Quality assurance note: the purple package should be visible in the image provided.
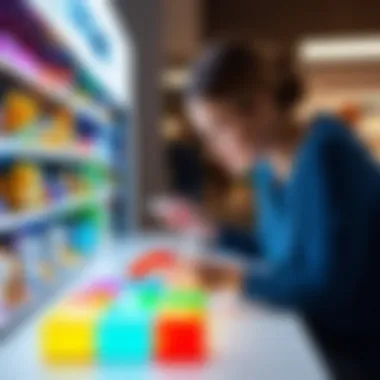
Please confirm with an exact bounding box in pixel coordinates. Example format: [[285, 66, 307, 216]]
[[0, 33, 13, 57], [0, 32, 42, 74]]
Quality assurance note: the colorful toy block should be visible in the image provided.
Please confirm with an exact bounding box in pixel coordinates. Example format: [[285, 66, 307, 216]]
[[161, 288, 207, 313], [98, 307, 155, 364], [123, 278, 164, 311], [86, 278, 122, 296], [40, 304, 104, 364], [129, 249, 177, 280], [156, 312, 208, 364], [64, 291, 113, 309], [120, 289, 161, 313], [39, 261, 215, 367], [60, 279, 121, 310]]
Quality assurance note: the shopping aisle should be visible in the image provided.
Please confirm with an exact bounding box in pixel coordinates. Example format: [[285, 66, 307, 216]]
[[0, 1, 130, 343]]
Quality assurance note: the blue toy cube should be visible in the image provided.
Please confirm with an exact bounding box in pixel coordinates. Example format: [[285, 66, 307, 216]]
[[98, 307, 155, 364]]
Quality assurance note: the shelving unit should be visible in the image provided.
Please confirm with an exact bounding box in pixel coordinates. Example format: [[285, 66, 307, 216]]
[[0, 1, 126, 342], [0, 188, 112, 234], [0, 139, 109, 165], [0, 54, 109, 126]]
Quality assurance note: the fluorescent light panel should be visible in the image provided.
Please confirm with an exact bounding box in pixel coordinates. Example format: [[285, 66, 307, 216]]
[[299, 36, 380, 63]]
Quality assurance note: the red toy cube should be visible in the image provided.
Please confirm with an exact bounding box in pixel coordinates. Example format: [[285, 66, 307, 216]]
[[156, 313, 208, 364]]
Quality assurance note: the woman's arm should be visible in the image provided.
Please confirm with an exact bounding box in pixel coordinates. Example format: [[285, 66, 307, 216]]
[[216, 224, 260, 258], [243, 121, 366, 315]]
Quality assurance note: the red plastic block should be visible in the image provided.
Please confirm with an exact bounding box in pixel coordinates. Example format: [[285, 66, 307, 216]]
[[156, 313, 208, 364], [129, 249, 177, 279]]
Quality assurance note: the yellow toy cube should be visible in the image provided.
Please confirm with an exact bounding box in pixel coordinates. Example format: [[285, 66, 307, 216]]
[[40, 304, 103, 365]]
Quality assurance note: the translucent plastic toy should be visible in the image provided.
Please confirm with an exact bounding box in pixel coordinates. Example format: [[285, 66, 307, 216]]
[[156, 311, 208, 364], [40, 303, 105, 364], [98, 306, 155, 364], [40, 265, 212, 366]]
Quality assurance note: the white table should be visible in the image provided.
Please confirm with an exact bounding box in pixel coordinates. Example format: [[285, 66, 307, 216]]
[[0, 237, 331, 380]]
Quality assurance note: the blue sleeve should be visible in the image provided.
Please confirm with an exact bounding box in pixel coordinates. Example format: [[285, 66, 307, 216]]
[[252, 161, 288, 263], [217, 225, 260, 258], [243, 121, 365, 314]]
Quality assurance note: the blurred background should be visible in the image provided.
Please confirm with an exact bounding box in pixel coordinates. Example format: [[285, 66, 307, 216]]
[[157, 0, 380, 231], [0, 1, 380, 377]]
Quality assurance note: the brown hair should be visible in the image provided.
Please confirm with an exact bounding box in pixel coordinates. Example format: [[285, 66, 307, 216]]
[[187, 41, 303, 111]]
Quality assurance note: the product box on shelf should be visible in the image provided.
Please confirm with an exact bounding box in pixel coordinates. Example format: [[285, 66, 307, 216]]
[[0, 233, 28, 312]]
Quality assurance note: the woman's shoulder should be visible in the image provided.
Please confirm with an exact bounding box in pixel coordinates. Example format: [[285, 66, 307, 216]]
[[293, 113, 362, 175], [306, 112, 353, 153], [309, 112, 349, 139]]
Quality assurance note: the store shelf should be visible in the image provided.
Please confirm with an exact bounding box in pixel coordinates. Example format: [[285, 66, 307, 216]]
[[0, 1, 121, 345], [0, 189, 112, 233], [0, 139, 108, 166], [0, 58, 109, 128], [0, 261, 90, 343]]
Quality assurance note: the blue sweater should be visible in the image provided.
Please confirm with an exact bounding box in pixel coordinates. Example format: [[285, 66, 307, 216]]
[[245, 115, 380, 334], [253, 160, 288, 263]]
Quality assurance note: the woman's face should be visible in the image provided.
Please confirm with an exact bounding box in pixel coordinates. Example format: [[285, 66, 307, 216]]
[[187, 96, 277, 175]]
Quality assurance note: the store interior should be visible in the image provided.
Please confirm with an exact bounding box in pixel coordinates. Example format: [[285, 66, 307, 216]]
[[0, 1, 380, 379]]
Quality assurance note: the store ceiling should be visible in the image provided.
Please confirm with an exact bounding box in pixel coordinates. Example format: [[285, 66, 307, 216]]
[[204, 0, 380, 46]]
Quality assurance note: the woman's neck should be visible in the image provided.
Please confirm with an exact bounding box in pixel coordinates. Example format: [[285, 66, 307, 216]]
[[268, 119, 305, 181], [275, 117, 304, 151]]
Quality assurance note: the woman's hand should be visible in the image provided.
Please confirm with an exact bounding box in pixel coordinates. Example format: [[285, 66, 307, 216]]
[[171, 255, 244, 292], [149, 196, 215, 237]]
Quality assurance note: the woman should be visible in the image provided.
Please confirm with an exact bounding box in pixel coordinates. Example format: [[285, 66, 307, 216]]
[[183, 42, 380, 380]]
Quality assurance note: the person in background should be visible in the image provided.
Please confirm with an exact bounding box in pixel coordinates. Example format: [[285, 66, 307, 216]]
[[181, 41, 380, 380]]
